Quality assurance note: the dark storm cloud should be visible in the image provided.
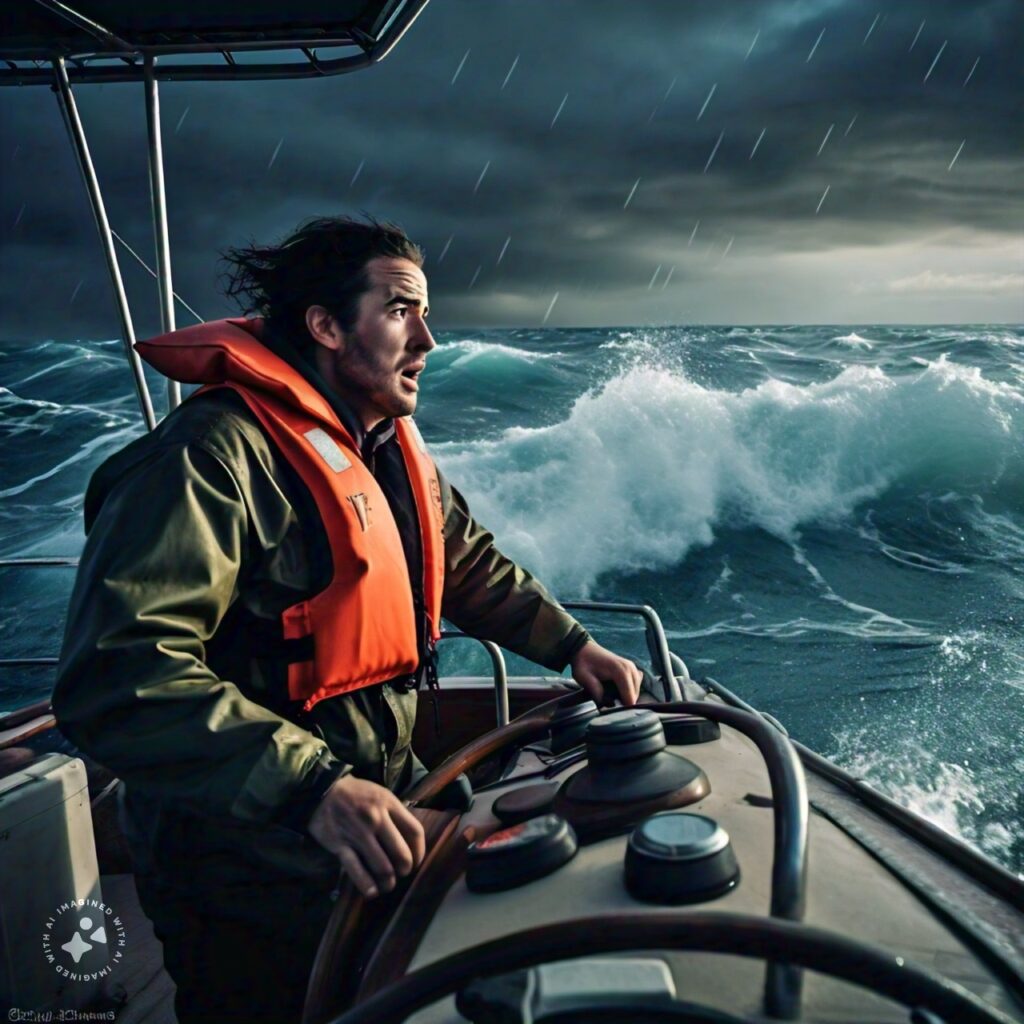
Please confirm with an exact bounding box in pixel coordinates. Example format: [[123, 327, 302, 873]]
[[0, 0, 1020, 337]]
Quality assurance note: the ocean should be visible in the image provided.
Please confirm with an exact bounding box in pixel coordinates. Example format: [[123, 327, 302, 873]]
[[1, 323, 1021, 873]]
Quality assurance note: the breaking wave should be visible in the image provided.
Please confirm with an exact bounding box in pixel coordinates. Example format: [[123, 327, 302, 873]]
[[436, 356, 1022, 591]]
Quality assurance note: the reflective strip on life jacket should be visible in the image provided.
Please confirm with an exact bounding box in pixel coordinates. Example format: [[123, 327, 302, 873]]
[[136, 318, 445, 711]]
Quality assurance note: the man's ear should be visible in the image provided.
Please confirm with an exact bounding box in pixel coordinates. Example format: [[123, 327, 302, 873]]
[[306, 305, 344, 352]]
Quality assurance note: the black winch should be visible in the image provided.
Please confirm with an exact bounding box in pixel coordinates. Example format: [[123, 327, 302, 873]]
[[548, 700, 601, 753], [563, 709, 704, 803]]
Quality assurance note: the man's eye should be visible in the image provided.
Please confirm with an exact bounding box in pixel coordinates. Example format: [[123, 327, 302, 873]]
[[391, 307, 408, 318]]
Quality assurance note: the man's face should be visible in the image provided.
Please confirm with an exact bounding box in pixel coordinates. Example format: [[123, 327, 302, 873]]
[[320, 256, 435, 430]]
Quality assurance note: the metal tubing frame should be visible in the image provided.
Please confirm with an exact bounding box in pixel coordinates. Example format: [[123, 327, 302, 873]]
[[667, 650, 690, 681], [649, 699, 809, 1019], [438, 631, 509, 727], [560, 601, 682, 702], [143, 54, 180, 410], [52, 58, 156, 430], [659, 703, 810, 927], [6, 1, 432, 86], [31, 0, 136, 54], [0, 557, 78, 567]]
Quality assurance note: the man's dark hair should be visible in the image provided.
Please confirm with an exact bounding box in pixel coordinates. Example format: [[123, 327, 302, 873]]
[[221, 215, 424, 356]]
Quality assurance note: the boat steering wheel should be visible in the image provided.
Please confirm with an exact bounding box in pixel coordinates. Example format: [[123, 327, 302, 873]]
[[324, 912, 1013, 1024]]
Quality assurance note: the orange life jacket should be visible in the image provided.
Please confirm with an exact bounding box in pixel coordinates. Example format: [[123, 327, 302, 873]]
[[136, 318, 445, 711]]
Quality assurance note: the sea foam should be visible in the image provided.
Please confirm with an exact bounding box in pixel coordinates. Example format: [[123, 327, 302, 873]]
[[832, 730, 1021, 871], [436, 357, 1022, 592], [833, 331, 876, 347], [433, 339, 558, 370]]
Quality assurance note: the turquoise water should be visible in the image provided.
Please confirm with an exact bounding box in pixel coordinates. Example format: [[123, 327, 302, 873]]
[[1, 324, 1021, 871]]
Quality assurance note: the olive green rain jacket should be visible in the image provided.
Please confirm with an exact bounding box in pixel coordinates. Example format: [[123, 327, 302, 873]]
[[53, 378, 588, 896]]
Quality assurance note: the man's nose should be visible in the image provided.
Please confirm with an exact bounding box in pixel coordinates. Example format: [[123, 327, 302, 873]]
[[414, 318, 436, 352]]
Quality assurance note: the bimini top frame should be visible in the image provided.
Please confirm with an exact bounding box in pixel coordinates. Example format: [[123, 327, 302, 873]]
[[0, 0, 431, 85], [3, 0, 430, 427]]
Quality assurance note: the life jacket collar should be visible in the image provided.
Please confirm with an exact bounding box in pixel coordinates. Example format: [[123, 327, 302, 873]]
[[136, 317, 350, 446]]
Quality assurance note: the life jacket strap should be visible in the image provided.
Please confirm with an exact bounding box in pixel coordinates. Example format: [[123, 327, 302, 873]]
[[425, 638, 441, 738], [240, 611, 315, 663]]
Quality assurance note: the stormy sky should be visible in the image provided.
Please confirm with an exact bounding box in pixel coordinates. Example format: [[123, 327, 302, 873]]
[[0, 0, 1021, 339]]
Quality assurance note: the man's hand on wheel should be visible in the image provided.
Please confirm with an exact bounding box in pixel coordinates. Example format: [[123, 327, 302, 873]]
[[570, 639, 642, 707], [307, 774, 426, 899]]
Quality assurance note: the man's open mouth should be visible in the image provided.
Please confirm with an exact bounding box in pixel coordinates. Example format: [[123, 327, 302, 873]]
[[400, 363, 425, 383]]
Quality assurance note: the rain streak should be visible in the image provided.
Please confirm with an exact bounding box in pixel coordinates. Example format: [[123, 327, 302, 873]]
[[377, 7, 994, 327]]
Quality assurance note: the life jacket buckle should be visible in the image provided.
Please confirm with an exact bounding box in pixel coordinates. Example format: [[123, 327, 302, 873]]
[[425, 637, 442, 737]]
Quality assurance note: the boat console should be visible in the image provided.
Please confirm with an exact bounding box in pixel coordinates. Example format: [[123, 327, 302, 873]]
[[297, 632, 1024, 1024]]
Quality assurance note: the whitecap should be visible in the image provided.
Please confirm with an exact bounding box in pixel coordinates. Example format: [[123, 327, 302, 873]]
[[665, 616, 935, 642], [704, 558, 733, 600], [436, 339, 557, 370], [833, 332, 875, 347], [788, 542, 932, 637]]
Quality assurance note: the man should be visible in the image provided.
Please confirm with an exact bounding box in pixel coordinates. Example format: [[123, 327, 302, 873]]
[[53, 216, 641, 1023]]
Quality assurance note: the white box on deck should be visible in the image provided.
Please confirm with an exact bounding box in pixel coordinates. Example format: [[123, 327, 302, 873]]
[[0, 752, 106, 1012]]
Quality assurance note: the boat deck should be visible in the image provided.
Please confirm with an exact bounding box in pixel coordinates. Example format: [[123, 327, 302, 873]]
[[97, 874, 176, 1024]]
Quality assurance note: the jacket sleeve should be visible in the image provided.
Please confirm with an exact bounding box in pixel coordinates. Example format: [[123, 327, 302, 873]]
[[52, 439, 343, 826], [438, 471, 590, 671]]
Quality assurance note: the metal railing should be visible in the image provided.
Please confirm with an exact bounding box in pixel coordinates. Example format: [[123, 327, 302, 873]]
[[0, 557, 78, 568], [2, 1, 432, 85], [437, 632, 509, 728], [654, 698, 809, 1019], [561, 601, 683, 702], [143, 53, 181, 412], [53, 56, 157, 430]]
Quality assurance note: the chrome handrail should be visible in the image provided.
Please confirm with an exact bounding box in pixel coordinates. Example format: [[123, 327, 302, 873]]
[[0, 557, 78, 567], [560, 601, 682, 702], [144, 53, 181, 412], [438, 632, 509, 728]]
